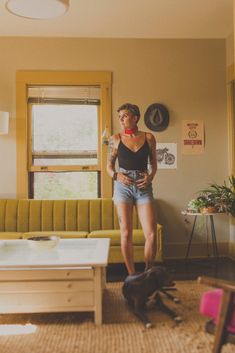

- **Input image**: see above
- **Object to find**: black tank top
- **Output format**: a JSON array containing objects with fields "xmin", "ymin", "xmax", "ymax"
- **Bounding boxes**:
[{"xmin": 117, "ymin": 134, "xmax": 150, "ymax": 171}]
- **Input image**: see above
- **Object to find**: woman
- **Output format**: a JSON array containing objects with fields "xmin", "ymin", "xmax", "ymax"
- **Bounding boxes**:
[{"xmin": 107, "ymin": 103, "xmax": 157, "ymax": 275}]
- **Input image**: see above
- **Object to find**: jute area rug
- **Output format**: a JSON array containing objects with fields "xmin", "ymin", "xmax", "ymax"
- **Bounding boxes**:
[{"xmin": 0, "ymin": 280, "xmax": 233, "ymax": 353}]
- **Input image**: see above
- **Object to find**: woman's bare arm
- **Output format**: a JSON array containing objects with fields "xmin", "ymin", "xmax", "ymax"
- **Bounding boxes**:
[
  {"xmin": 147, "ymin": 133, "xmax": 157, "ymax": 181},
  {"xmin": 106, "ymin": 135, "xmax": 118, "ymax": 178}
]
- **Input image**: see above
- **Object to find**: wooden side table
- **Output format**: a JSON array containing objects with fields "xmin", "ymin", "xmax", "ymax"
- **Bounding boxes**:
[{"xmin": 182, "ymin": 212, "xmax": 220, "ymax": 260}]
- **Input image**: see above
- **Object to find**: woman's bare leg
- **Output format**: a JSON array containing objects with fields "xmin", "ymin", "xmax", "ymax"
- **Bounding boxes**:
[
  {"xmin": 136, "ymin": 202, "xmax": 157, "ymax": 271},
  {"xmin": 115, "ymin": 202, "xmax": 135, "ymax": 275}
]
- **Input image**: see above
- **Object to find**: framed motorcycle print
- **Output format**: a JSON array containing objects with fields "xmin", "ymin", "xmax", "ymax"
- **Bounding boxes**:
[{"xmin": 156, "ymin": 143, "xmax": 177, "ymax": 169}]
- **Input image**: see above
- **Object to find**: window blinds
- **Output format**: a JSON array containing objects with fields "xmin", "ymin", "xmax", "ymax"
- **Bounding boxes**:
[{"xmin": 28, "ymin": 85, "xmax": 100, "ymax": 105}]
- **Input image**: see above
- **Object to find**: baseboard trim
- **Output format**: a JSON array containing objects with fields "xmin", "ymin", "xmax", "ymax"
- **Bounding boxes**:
[
  {"xmin": 164, "ymin": 241, "xmax": 229, "ymax": 260},
  {"xmin": 229, "ymin": 242, "xmax": 235, "ymax": 260}
]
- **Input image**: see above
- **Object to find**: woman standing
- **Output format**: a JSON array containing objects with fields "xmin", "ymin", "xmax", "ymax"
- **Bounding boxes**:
[{"xmin": 107, "ymin": 103, "xmax": 157, "ymax": 275}]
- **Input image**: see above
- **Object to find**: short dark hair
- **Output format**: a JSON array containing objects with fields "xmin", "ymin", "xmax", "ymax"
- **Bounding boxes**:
[{"xmin": 117, "ymin": 103, "xmax": 140, "ymax": 118}]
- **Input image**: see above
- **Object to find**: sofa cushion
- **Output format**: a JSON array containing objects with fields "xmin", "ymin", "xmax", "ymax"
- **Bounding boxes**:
[
  {"xmin": 0, "ymin": 232, "xmax": 24, "ymax": 239},
  {"xmin": 89, "ymin": 224, "xmax": 162, "ymax": 246},
  {"xmin": 23, "ymin": 231, "xmax": 88, "ymax": 239},
  {"xmin": 88, "ymin": 229, "xmax": 147, "ymax": 245}
]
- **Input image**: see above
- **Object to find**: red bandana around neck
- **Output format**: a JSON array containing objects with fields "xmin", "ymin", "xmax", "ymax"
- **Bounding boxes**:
[{"xmin": 124, "ymin": 127, "xmax": 138, "ymax": 135}]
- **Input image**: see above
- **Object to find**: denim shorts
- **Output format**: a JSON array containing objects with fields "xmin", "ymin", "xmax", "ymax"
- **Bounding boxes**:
[{"xmin": 113, "ymin": 168, "xmax": 154, "ymax": 205}]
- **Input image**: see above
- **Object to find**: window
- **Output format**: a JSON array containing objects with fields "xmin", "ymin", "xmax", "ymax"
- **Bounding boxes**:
[
  {"xmin": 28, "ymin": 86, "xmax": 100, "ymax": 199},
  {"xmin": 16, "ymin": 71, "xmax": 112, "ymax": 199},
  {"xmin": 32, "ymin": 172, "xmax": 99, "ymax": 199},
  {"xmin": 31, "ymin": 104, "xmax": 98, "ymax": 166}
]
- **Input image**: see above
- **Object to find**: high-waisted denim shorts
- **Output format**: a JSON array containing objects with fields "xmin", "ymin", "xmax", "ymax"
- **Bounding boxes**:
[{"xmin": 113, "ymin": 168, "xmax": 154, "ymax": 205}]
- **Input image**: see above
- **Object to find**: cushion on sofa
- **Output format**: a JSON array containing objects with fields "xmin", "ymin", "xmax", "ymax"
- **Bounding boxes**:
[
  {"xmin": 88, "ymin": 224, "xmax": 162, "ymax": 246},
  {"xmin": 88, "ymin": 229, "xmax": 145, "ymax": 245},
  {"xmin": 0, "ymin": 232, "xmax": 24, "ymax": 239},
  {"xmin": 23, "ymin": 231, "xmax": 88, "ymax": 239}
]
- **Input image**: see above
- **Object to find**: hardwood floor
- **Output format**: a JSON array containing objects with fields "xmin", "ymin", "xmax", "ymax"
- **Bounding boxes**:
[{"xmin": 107, "ymin": 257, "xmax": 235, "ymax": 282}]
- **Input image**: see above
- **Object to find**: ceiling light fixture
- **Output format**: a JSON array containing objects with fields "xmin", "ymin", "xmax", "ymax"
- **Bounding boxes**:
[{"xmin": 5, "ymin": 0, "xmax": 69, "ymax": 20}]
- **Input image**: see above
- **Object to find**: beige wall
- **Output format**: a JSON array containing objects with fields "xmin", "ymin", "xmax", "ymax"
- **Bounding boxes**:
[
  {"xmin": 0, "ymin": 37, "xmax": 229, "ymax": 258},
  {"xmin": 226, "ymin": 32, "xmax": 234, "ymax": 68}
]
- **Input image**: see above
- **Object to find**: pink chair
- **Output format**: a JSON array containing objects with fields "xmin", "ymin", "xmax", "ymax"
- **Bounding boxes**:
[{"xmin": 198, "ymin": 276, "xmax": 235, "ymax": 353}]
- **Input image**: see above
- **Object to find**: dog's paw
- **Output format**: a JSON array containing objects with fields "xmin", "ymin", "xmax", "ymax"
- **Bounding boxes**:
[
  {"xmin": 174, "ymin": 316, "xmax": 183, "ymax": 323},
  {"xmin": 145, "ymin": 322, "xmax": 153, "ymax": 329},
  {"xmin": 173, "ymin": 298, "xmax": 180, "ymax": 303}
]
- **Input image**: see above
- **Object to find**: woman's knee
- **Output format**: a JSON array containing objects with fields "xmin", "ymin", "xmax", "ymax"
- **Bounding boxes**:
[{"xmin": 120, "ymin": 228, "xmax": 132, "ymax": 242}]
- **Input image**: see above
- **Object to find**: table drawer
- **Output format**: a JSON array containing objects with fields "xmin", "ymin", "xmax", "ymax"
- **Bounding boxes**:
[
  {"xmin": 0, "ymin": 291, "xmax": 94, "ymax": 312},
  {"xmin": 0, "ymin": 280, "xmax": 94, "ymax": 292},
  {"xmin": 0, "ymin": 268, "xmax": 94, "ymax": 280}
]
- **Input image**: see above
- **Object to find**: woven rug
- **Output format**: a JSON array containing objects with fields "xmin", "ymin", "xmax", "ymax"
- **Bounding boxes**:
[{"xmin": 0, "ymin": 281, "xmax": 234, "ymax": 353}]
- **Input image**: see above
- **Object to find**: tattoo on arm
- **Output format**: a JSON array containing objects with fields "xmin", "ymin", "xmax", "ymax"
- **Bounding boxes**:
[
  {"xmin": 118, "ymin": 215, "xmax": 122, "ymax": 224},
  {"xmin": 108, "ymin": 138, "xmax": 116, "ymax": 164}
]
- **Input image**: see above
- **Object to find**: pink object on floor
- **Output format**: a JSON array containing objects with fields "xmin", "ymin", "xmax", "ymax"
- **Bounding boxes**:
[{"xmin": 200, "ymin": 289, "xmax": 235, "ymax": 334}]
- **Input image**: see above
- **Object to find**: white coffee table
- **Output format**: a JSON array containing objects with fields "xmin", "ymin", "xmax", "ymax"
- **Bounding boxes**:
[{"xmin": 0, "ymin": 238, "xmax": 110, "ymax": 325}]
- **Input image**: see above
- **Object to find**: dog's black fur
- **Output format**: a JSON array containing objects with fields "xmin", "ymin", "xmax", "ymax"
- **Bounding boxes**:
[{"xmin": 122, "ymin": 266, "xmax": 182, "ymax": 328}]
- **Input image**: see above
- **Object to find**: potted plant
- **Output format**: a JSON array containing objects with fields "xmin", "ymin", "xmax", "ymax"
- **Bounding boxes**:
[
  {"xmin": 187, "ymin": 195, "xmax": 216, "ymax": 214},
  {"xmin": 186, "ymin": 198, "xmax": 200, "ymax": 213},
  {"xmin": 199, "ymin": 176, "xmax": 235, "ymax": 216},
  {"xmin": 185, "ymin": 176, "xmax": 235, "ymax": 216}
]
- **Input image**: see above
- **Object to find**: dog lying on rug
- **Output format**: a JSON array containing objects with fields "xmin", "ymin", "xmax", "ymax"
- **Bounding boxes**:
[{"xmin": 122, "ymin": 266, "xmax": 182, "ymax": 328}]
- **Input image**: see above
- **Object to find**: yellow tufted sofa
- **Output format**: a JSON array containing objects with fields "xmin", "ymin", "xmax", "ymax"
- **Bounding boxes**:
[{"xmin": 0, "ymin": 199, "xmax": 163, "ymax": 263}]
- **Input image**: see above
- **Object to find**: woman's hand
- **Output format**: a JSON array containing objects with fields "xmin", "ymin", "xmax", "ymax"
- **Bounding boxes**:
[
  {"xmin": 136, "ymin": 172, "xmax": 152, "ymax": 189},
  {"xmin": 117, "ymin": 173, "xmax": 134, "ymax": 186}
]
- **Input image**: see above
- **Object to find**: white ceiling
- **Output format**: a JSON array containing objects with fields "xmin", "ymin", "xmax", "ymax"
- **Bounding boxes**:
[{"xmin": 0, "ymin": 0, "xmax": 233, "ymax": 39}]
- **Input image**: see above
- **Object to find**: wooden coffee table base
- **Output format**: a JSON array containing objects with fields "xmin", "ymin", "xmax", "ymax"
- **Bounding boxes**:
[
  {"xmin": 0, "ymin": 266, "xmax": 105, "ymax": 325},
  {"xmin": 0, "ymin": 238, "xmax": 110, "ymax": 324}
]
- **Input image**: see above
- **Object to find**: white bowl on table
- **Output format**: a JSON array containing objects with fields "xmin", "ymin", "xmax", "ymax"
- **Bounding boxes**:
[{"xmin": 27, "ymin": 236, "xmax": 60, "ymax": 250}]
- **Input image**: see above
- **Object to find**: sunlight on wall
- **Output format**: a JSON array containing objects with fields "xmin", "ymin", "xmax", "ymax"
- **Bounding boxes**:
[{"xmin": 0, "ymin": 323, "xmax": 37, "ymax": 336}]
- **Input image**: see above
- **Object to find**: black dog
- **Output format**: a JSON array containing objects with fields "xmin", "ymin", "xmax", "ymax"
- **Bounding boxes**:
[{"xmin": 122, "ymin": 266, "xmax": 182, "ymax": 328}]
